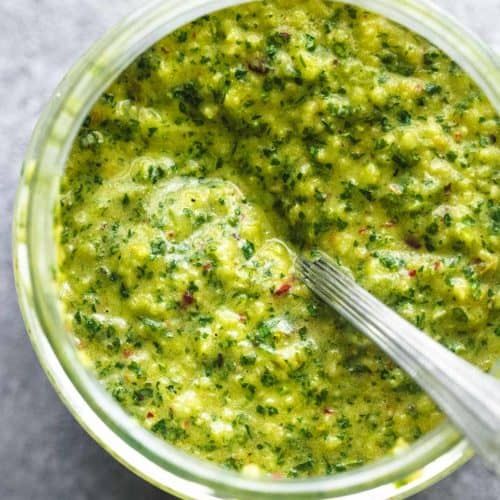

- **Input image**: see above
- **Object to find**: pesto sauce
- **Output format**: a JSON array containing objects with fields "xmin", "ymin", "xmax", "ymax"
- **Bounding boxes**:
[{"xmin": 57, "ymin": 0, "xmax": 500, "ymax": 478}]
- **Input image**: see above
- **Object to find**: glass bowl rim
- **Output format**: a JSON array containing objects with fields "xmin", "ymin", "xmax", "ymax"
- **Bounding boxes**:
[{"xmin": 13, "ymin": 0, "xmax": 500, "ymax": 498}]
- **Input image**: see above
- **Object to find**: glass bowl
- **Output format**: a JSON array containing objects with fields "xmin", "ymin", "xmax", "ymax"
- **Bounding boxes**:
[{"xmin": 13, "ymin": 0, "xmax": 500, "ymax": 498}]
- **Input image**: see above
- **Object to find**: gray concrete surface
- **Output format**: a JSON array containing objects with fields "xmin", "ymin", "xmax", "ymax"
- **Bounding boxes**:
[{"xmin": 1, "ymin": 1, "xmax": 499, "ymax": 498}]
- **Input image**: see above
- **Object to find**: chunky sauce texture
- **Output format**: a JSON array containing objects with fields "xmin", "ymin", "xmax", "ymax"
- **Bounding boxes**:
[{"xmin": 57, "ymin": 0, "xmax": 499, "ymax": 478}]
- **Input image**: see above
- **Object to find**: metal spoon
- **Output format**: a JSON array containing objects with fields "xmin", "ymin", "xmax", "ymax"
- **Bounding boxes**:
[{"xmin": 297, "ymin": 254, "xmax": 500, "ymax": 475}]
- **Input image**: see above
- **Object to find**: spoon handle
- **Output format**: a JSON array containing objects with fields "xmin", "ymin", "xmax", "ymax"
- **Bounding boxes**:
[{"xmin": 298, "ymin": 255, "xmax": 500, "ymax": 475}]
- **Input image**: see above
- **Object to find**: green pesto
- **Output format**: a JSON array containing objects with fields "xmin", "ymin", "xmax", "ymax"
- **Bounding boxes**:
[{"xmin": 57, "ymin": 0, "xmax": 500, "ymax": 478}]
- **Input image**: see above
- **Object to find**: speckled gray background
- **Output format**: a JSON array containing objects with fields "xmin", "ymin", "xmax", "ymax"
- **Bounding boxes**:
[{"xmin": 1, "ymin": 1, "xmax": 499, "ymax": 498}]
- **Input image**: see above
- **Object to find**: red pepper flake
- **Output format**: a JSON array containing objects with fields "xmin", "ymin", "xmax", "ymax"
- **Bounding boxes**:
[
  {"xmin": 278, "ymin": 32, "xmax": 291, "ymax": 40},
  {"xmin": 358, "ymin": 226, "xmax": 368, "ymax": 235},
  {"xmin": 182, "ymin": 291, "xmax": 195, "ymax": 306},
  {"xmin": 405, "ymin": 235, "xmax": 421, "ymax": 250},
  {"xmin": 166, "ymin": 230, "xmax": 175, "ymax": 238},
  {"xmin": 323, "ymin": 407, "xmax": 335, "ymax": 415},
  {"xmin": 248, "ymin": 59, "xmax": 270, "ymax": 74},
  {"xmin": 274, "ymin": 283, "xmax": 292, "ymax": 296},
  {"xmin": 408, "ymin": 269, "xmax": 417, "ymax": 278},
  {"xmin": 123, "ymin": 349, "xmax": 133, "ymax": 358},
  {"xmin": 238, "ymin": 313, "xmax": 247, "ymax": 323},
  {"xmin": 146, "ymin": 411, "xmax": 154, "ymax": 419},
  {"xmin": 453, "ymin": 130, "xmax": 463, "ymax": 142},
  {"xmin": 433, "ymin": 261, "xmax": 442, "ymax": 271},
  {"xmin": 202, "ymin": 262, "xmax": 212, "ymax": 271}
]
